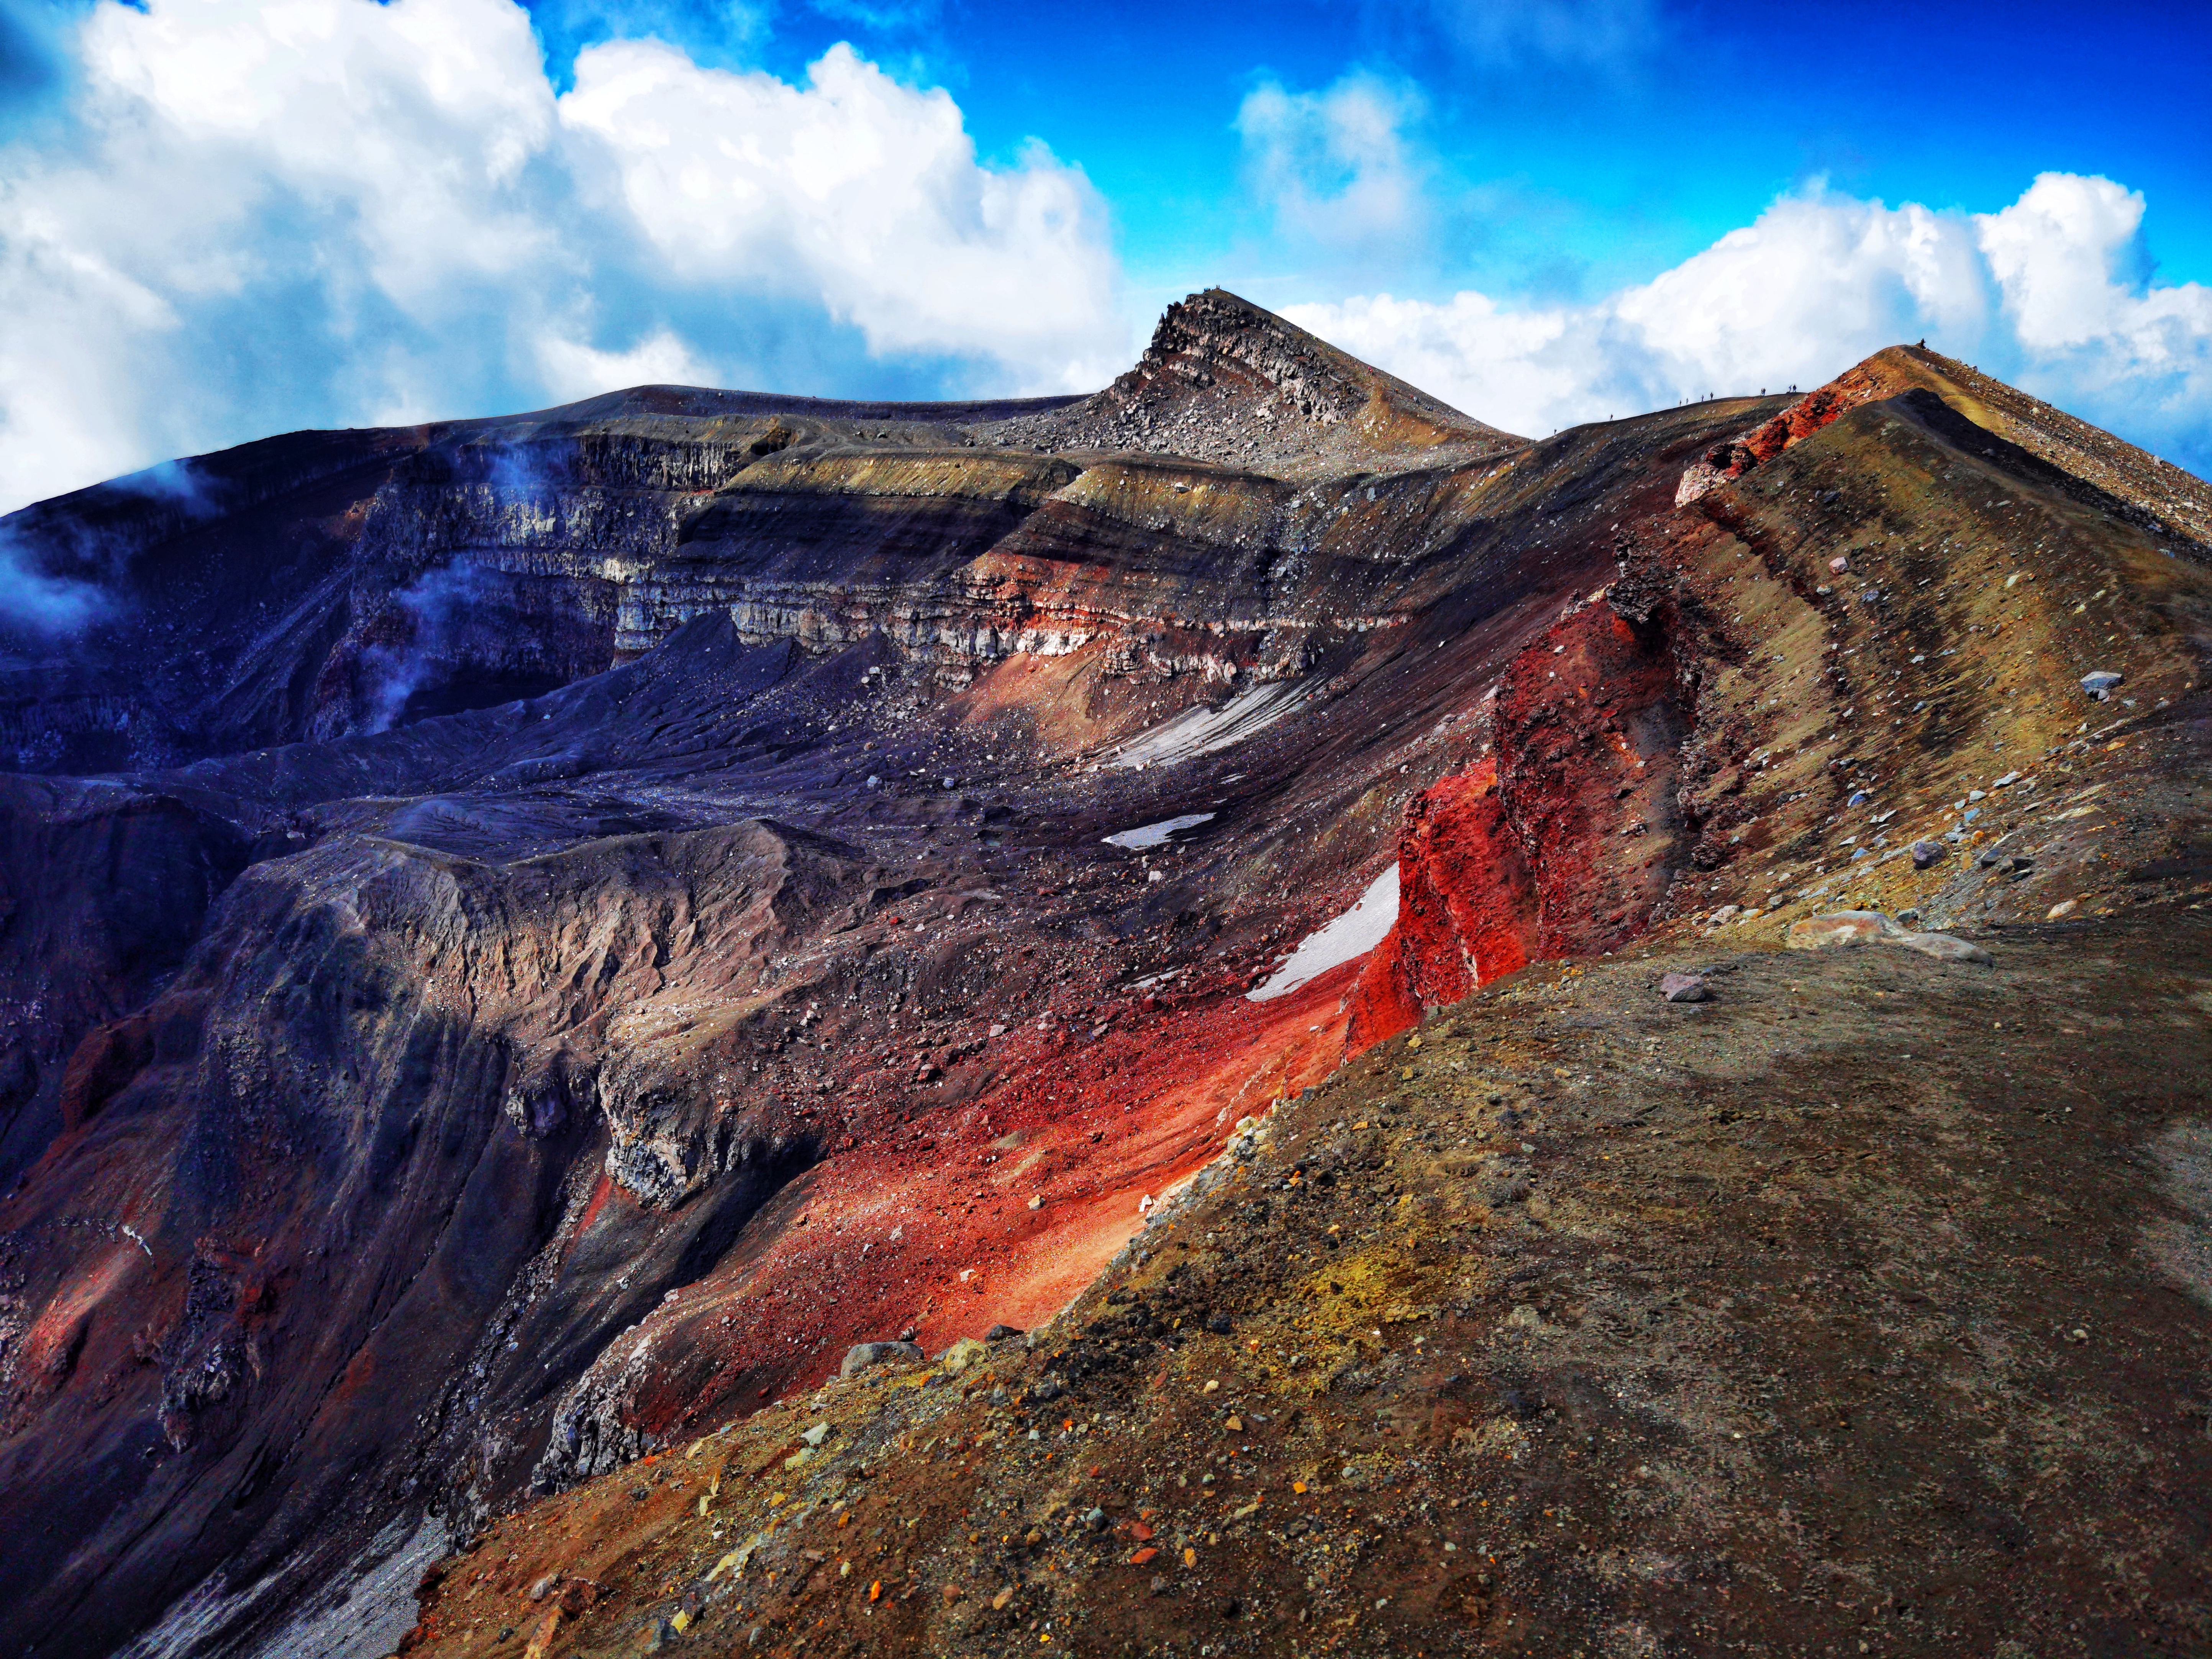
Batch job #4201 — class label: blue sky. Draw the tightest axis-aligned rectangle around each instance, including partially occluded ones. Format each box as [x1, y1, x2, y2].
[714, 0, 2212, 309]
[0, 0, 2207, 523]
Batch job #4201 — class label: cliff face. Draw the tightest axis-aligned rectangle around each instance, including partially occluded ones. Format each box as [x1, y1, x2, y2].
[0, 291, 1526, 777]
[0, 296, 2208, 1659]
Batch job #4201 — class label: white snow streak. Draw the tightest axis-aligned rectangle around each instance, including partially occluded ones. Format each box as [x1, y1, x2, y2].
[1248, 862, 1399, 1002]
[1106, 682, 1310, 770]
[1102, 812, 1215, 850]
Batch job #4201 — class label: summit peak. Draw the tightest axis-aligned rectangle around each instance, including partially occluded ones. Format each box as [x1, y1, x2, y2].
[987, 288, 1523, 474]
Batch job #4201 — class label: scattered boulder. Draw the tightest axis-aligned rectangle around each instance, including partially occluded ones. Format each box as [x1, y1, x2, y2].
[1889, 930, 1993, 966]
[937, 1338, 991, 1376]
[839, 1341, 924, 1379]
[984, 1324, 1025, 1343]
[2081, 671, 2123, 699]
[1785, 911, 1897, 950]
[1910, 839, 1944, 869]
[1659, 972, 1709, 1003]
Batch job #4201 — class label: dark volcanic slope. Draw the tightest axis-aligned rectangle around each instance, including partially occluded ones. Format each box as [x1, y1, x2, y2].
[0, 297, 2207, 1659]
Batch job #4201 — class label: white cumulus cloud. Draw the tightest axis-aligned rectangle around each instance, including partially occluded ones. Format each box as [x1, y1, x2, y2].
[1284, 173, 2212, 473]
[1235, 73, 1429, 254]
[0, 0, 1126, 515]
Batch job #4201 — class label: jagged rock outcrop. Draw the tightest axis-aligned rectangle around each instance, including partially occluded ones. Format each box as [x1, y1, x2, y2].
[991, 287, 1523, 472]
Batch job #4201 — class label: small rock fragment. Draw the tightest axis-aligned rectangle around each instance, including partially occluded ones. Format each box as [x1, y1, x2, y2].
[523, 1610, 563, 1659]
[2048, 898, 2080, 920]
[984, 1323, 1024, 1343]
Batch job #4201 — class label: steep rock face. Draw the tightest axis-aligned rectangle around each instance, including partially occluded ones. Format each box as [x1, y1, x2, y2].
[1346, 594, 1687, 1041]
[0, 809, 870, 1652]
[0, 298, 2208, 1659]
[1344, 759, 1536, 1046]
[0, 779, 250, 1184]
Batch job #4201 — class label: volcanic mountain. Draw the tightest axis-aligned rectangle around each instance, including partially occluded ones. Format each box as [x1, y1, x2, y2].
[0, 291, 2207, 1659]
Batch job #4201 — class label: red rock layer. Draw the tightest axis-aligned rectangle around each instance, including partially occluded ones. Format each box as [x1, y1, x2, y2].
[1344, 760, 1535, 1048]
[1348, 596, 1689, 1049]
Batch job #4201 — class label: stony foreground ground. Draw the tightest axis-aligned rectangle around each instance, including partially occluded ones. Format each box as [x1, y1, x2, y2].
[406, 907, 2212, 1659]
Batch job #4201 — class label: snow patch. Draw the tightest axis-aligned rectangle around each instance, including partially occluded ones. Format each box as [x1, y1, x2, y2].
[1248, 863, 1399, 1002]
[1106, 681, 1309, 770]
[1103, 812, 1215, 850]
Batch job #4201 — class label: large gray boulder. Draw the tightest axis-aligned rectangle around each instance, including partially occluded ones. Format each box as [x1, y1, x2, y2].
[840, 1340, 925, 1379]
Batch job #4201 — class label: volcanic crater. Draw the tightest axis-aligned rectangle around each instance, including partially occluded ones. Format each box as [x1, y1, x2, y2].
[0, 290, 2207, 1659]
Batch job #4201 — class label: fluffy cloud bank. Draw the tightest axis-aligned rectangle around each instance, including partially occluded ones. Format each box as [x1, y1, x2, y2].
[0, 0, 1125, 515]
[1284, 173, 2212, 472]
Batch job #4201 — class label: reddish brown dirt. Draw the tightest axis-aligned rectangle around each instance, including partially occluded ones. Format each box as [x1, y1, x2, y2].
[1345, 760, 1535, 1049]
[608, 962, 1367, 1438]
[1347, 595, 1690, 1051]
